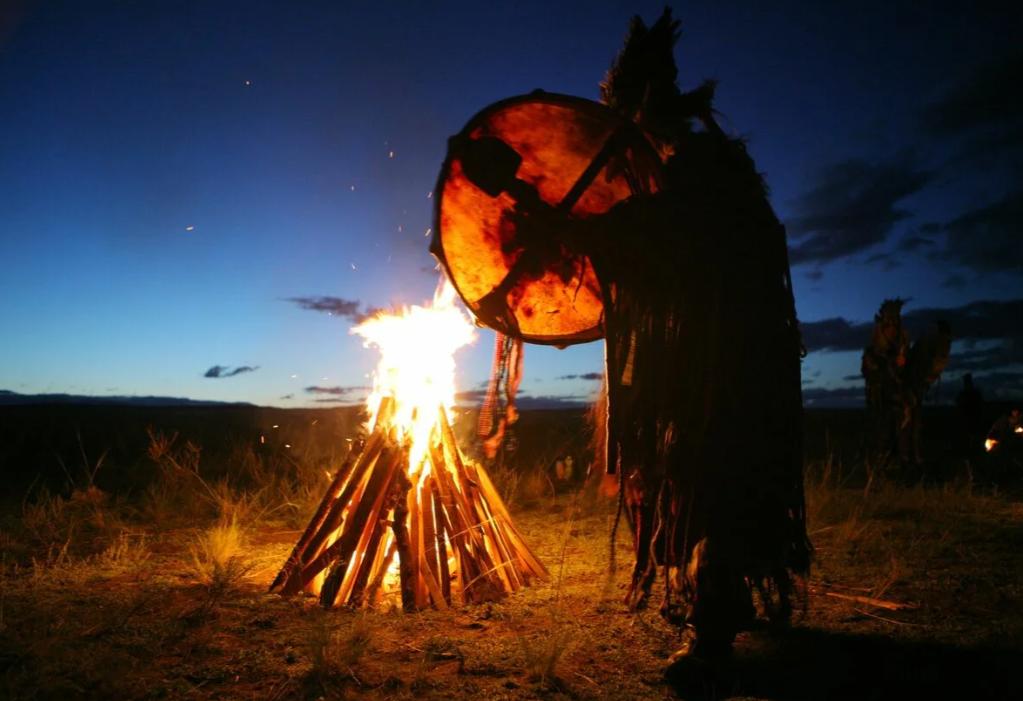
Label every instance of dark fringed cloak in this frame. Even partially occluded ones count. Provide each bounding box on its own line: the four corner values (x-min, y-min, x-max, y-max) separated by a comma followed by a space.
592, 12, 811, 621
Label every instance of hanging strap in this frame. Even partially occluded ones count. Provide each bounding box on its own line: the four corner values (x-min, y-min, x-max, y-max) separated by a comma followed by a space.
478, 332, 524, 458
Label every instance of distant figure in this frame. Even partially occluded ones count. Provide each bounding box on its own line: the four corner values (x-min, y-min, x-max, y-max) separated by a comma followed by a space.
956, 373, 985, 455
904, 320, 952, 463
862, 302, 951, 466
861, 299, 911, 461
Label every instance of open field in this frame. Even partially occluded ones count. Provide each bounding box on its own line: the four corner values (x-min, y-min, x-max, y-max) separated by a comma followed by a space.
2, 404, 1022, 699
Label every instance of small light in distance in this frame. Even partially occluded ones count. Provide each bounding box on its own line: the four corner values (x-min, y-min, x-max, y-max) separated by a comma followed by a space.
185, 225, 194, 232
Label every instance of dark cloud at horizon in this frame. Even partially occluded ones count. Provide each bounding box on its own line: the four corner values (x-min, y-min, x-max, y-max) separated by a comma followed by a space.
556, 372, 603, 381
801, 298, 1023, 354
304, 385, 370, 396
455, 388, 591, 409
786, 155, 931, 265
204, 365, 259, 379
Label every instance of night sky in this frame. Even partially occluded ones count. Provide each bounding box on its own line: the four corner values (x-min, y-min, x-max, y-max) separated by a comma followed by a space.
2, 1, 1021, 408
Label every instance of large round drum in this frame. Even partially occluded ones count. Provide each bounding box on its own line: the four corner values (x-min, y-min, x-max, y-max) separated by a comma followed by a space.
431, 92, 662, 346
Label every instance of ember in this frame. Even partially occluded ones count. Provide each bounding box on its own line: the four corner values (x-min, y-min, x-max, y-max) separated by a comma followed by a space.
269, 283, 546, 609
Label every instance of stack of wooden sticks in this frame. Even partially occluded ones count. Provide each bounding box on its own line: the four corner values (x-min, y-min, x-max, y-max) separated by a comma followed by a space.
270, 397, 547, 610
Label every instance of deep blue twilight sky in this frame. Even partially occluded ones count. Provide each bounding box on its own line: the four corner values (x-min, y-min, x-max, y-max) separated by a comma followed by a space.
2, 1, 1021, 408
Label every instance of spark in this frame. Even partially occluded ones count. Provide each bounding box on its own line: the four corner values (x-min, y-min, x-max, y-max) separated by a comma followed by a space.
388, 150, 395, 159
424, 227, 432, 237
350, 184, 356, 191
284, 444, 292, 449
398, 225, 403, 233
351, 263, 357, 271
427, 191, 433, 199
272, 424, 279, 429
185, 225, 194, 232
244, 79, 251, 86
290, 374, 298, 379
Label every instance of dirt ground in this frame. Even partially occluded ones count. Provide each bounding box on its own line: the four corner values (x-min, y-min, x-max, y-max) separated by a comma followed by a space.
3, 479, 1022, 700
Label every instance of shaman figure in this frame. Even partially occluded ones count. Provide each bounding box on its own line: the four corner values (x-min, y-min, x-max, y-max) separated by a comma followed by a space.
432, 8, 811, 675
585, 10, 811, 666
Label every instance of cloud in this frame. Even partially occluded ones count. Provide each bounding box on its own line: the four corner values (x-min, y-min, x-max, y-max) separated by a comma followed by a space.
800, 300, 1023, 387
556, 372, 603, 381
966, 370, 1023, 400
455, 389, 488, 403
947, 340, 1022, 374
937, 189, 1023, 275
941, 274, 968, 289
786, 156, 931, 265
922, 52, 1023, 136
204, 365, 259, 378
896, 235, 935, 253
800, 318, 866, 353
304, 385, 370, 395
863, 252, 900, 271
286, 296, 383, 323
454, 389, 593, 409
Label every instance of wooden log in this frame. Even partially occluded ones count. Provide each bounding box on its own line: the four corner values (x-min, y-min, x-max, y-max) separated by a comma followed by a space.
391, 468, 416, 612
305, 442, 401, 603
279, 431, 386, 594
363, 538, 398, 606
470, 453, 548, 579
822, 591, 918, 611
335, 445, 406, 605
416, 476, 448, 609
428, 439, 474, 600
345, 512, 389, 607
269, 441, 356, 592
433, 414, 512, 598
431, 482, 452, 605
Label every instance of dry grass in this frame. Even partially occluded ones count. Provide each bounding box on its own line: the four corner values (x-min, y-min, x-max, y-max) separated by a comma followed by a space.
2, 417, 1022, 699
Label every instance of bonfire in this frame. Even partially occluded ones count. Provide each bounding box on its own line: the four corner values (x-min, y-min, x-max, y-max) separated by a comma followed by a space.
270, 283, 546, 610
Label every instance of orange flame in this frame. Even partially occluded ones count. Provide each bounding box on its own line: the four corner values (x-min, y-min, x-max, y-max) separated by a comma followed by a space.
351, 281, 476, 472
